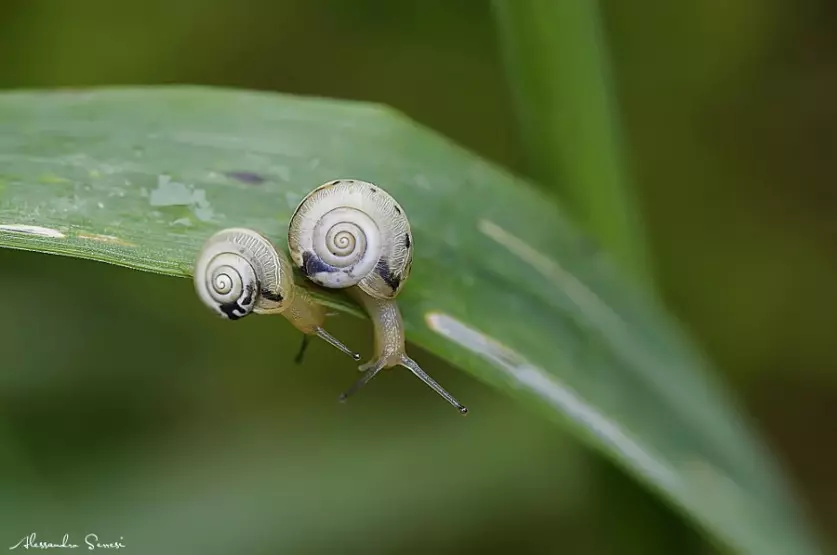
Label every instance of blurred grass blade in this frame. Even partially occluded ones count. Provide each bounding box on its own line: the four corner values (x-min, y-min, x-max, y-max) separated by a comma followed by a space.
491, 0, 653, 286
16, 410, 583, 555
0, 87, 823, 554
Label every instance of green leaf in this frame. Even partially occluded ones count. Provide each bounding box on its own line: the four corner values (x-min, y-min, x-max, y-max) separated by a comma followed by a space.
0, 87, 823, 554
491, 0, 654, 286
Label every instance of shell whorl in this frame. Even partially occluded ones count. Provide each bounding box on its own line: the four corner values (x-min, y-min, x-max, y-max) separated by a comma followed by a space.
288, 179, 413, 299
194, 228, 292, 319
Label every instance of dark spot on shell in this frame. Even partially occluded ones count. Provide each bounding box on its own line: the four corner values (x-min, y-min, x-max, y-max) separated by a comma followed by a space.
226, 171, 265, 185
376, 258, 401, 292
260, 289, 283, 303
242, 283, 255, 306
219, 301, 246, 320
404, 234, 410, 249
302, 251, 335, 277
369, 186, 377, 194
394, 205, 401, 214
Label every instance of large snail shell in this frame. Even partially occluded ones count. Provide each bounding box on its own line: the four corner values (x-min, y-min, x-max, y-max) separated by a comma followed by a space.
194, 227, 293, 320
288, 179, 413, 300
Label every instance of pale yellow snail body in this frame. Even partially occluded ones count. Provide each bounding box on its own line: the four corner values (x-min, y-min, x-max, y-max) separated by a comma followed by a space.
193, 227, 360, 362
288, 179, 468, 414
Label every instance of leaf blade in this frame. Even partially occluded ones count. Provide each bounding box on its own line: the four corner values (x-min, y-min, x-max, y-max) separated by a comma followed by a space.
0, 87, 823, 554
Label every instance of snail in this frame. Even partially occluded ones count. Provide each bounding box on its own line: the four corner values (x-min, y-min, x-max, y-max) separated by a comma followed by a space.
288, 179, 468, 415
193, 227, 360, 363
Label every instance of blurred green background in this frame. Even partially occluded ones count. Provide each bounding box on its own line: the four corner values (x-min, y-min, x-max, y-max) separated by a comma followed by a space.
1, 1, 835, 553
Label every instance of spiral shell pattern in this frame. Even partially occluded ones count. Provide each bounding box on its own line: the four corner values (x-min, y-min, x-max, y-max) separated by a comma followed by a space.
194, 228, 290, 319
288, 179, 413, 299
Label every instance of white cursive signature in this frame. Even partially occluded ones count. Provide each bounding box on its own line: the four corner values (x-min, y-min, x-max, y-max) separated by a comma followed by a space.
8, 533, 126, 551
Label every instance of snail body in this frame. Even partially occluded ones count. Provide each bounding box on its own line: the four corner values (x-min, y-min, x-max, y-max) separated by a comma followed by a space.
193, 227, 360, 362
288, 179, 467, 415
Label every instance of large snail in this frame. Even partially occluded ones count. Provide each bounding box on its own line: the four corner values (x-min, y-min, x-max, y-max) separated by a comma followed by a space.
288, 179, 468, 415
193, 227, 360, 362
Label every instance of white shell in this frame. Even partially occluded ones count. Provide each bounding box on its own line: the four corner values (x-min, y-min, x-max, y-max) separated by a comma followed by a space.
194, 228, 291, 319
288, 179, 413, 299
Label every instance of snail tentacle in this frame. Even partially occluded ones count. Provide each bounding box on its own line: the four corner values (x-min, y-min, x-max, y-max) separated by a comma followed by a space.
338, 360, 386, 404
315, 327, 362, 361
398, 355, 468, 414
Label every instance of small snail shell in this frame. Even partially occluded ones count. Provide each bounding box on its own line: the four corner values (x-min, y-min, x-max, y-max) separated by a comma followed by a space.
194, 227, 360, 362
288, 179, 467, 415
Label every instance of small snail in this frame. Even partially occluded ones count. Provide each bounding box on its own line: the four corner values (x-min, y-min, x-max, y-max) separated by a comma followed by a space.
193, 227, 360, 362
288, 179, 468, 415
